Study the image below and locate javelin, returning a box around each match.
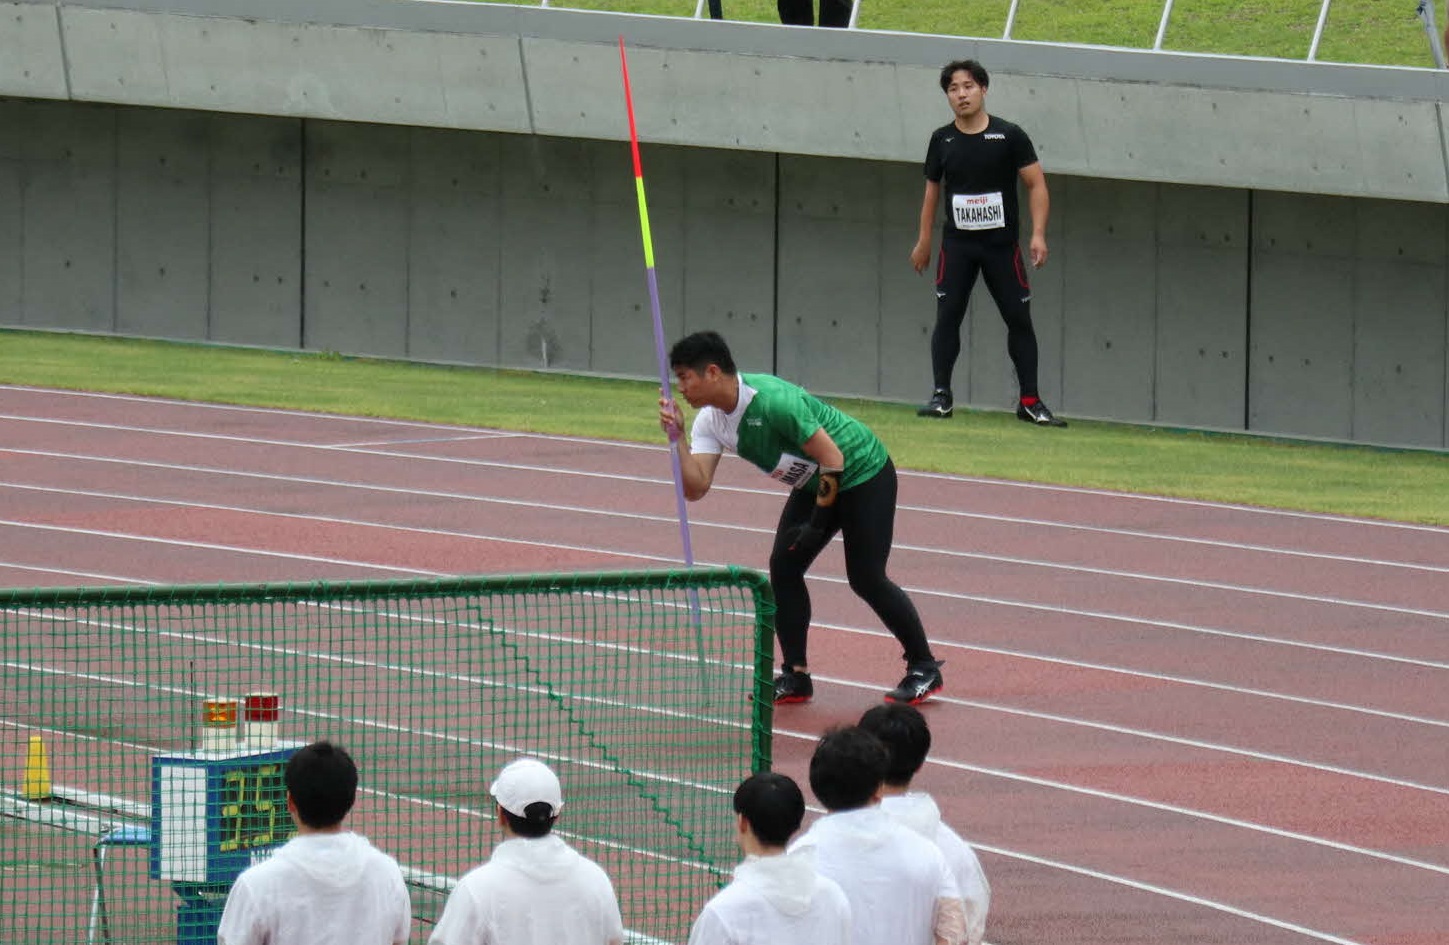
[619,37,714,704]
[618,37,697,571]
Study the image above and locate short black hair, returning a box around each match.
[669,331,737,376]
[809,726,888,812]
[501,801,557,839]
[939,59,989,92]
[733,772,805,847]
[858,703,931,786]
[285,741,357,829]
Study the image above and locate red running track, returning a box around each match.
[1,385,1446,945]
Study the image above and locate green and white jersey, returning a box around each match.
[689,373,888,491]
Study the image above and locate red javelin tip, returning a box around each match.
[618,36,644,179]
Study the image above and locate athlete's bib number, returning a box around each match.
[952,192,1005,231]
[769,453,819,489]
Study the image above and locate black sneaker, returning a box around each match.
[885,661,943,705]
[917,389,954,418]
[1016,399,1067,427]
[773,668,813,705]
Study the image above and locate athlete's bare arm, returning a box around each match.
[659,395,721,501]
[912,179,941,274]
[1019,161,1049,268]
[800,428,846,471]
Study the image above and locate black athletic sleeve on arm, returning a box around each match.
[924,127,946,182]
[1008,121,1039,170]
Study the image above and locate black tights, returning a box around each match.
[769,459,934,670]
[931,240,1040,398]
[776,0,851,27]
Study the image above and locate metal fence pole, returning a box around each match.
[1003,0,1021,39]
[1307,0,1333,60]
[1418,0,1448,67]
[1153,0,1176,50]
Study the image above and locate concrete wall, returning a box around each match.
[1,0,1446,449]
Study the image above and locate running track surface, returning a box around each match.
[1,385,1446,945]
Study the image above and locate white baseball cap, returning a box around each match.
[490,758,564,818]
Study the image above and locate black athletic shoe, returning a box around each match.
[885,662,944,705]
[773,668,814,705]
[917,389,954,418]
[1016,399,1067,427]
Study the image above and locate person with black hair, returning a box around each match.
[429,758,623,945]
[859,704,991,945]
[217,741,412,945]
[789,727,966,945]
[912,59,1065,428]
[660,329,945,706]
[688,772,851,945]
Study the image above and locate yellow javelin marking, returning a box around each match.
[635,178,655,269]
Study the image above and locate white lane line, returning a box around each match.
[903,468,1449,536]
[0,519,438,577]
[967,842,1369,945]
[874,588,1449,671]
[901,505,1449,574]
[914,544,1449,620]
[783,715,1449,888]
[4,548,1446,793]
[0,386,464,431]
[0,703,1379,943]
[3,387,1437,943]
[3,397,1446,536]
[8,515,1434,736]
[816,618,1449,730]
[11,625,1449,884]
[5,413,1446,584]
[0,385,665,452]
[3,445,1445,625]
[794,671,1449,795]
[328,434,517,447]
[4,480,1448,731]
[5,411,1446,582]
[0,404,653,452]
[0,678,732,876]
[0,560,155,585]
[4,476,1445,674]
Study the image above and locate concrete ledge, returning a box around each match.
[24,0,1449,99]
[1011,77,1449,201]
[5,0,1448,201]
[0,1,68,99]
[62,6,533,130]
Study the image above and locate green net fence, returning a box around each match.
[0,567,775,945]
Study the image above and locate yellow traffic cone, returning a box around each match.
[23,735,52,800]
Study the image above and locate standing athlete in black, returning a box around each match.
[911,59,1066,428]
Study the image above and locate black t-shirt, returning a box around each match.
[924,116,1038,245]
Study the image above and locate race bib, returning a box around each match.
[769,452,819,489]
[952,192,1005,231]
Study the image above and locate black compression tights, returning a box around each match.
[768,459,935,670]
[776,0,851,26]
[931,241,1040,398]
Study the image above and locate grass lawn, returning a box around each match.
[520,0,1443,68]
[2,330,1445,526]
